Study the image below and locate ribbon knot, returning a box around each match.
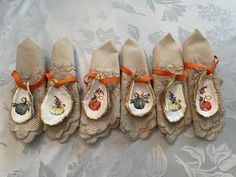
[11,70,49,91]
[152,68,187,81]
[46,72,77,88]
[84,72,120,85]
[120,65,153,83]
[184,55,219,75]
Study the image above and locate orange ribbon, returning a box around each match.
[11,70,48,91]
[152,68,187,81]
[184,55,219,75]
[46,72,78,88]
[84,72,120,85]
[120,65,153,83]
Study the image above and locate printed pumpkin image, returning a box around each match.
[199,86,212,112]
[168,91,181,111]
[130,92,150,109]
[50,96,65,116]
[12,97,30,115]
[88,88,104,111]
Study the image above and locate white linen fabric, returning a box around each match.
[0,0,236,176]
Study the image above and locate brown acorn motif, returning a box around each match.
[168,91,181,111]
[88,88,104,111]
[12,97,30,115]
[130,92,150,109]
[50,96,65,115]
[199,86,212,112]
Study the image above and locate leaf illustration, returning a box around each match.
[39,161,56,177]
[78,29,94,44]
[187,160,200,168]
[197,3,232,26]
[176,143,235,177]
[160,2,186,22]
[194,171,234,177]
[96,28,121,45]
[67,161,81,177]
[0,62,14,87]
[175,155,196,177]
[128,24,140,41]
[171,4,185,16]
[148,31,164,44]
[7,169,26,177]
[208,171,234,177]
[146,0,156,12]
[206,144,216,163]
[182,146,205,167]
[215,144,232,165]
[0,72,11,86]
[218,154,236,172]
[206,143,232,165]
[97,11,107,20]
[146,145,167,177]
[111,1,144,16]
[3,102,10,112]
[154,0,182,4]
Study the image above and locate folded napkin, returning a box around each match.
[79,41,120,144]
[42,38,80,143]
[9,38,46,143]
[120,38,157,140]
[152,33,191,143]
[182,29,224,140]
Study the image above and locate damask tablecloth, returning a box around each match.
[0,0,236,176]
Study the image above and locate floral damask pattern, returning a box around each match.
[146,0,186,21]
[0,0,236,176]
[175,144,236,177]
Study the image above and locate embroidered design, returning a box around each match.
[50,96,65,115]
[88,88,104,111]
[199,86,212,111]
[130,92,150,109]
[12,97,30,115]
[155,64,184,74]
[168,91,181,111]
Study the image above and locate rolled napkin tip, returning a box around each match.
[16,38,44,76]
[54,37,71,46]
[95,40,117,54]
[52,38,74,66]
[183,29,206,48]
[91,41,119,73]
[153,33,182,66]
[121,38,148,72]
[153,33,175,52]
[124,38,137,45]
[17,37,39,51]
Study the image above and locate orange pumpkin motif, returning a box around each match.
[88,88,104,111]
[199,86,212,112]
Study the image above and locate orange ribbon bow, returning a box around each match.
[46,72,78,88]
[184,55,219,75]
[11,70,48,91]
[120,65,153,83]
[152,68,187,81]
[84,72,120,85]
